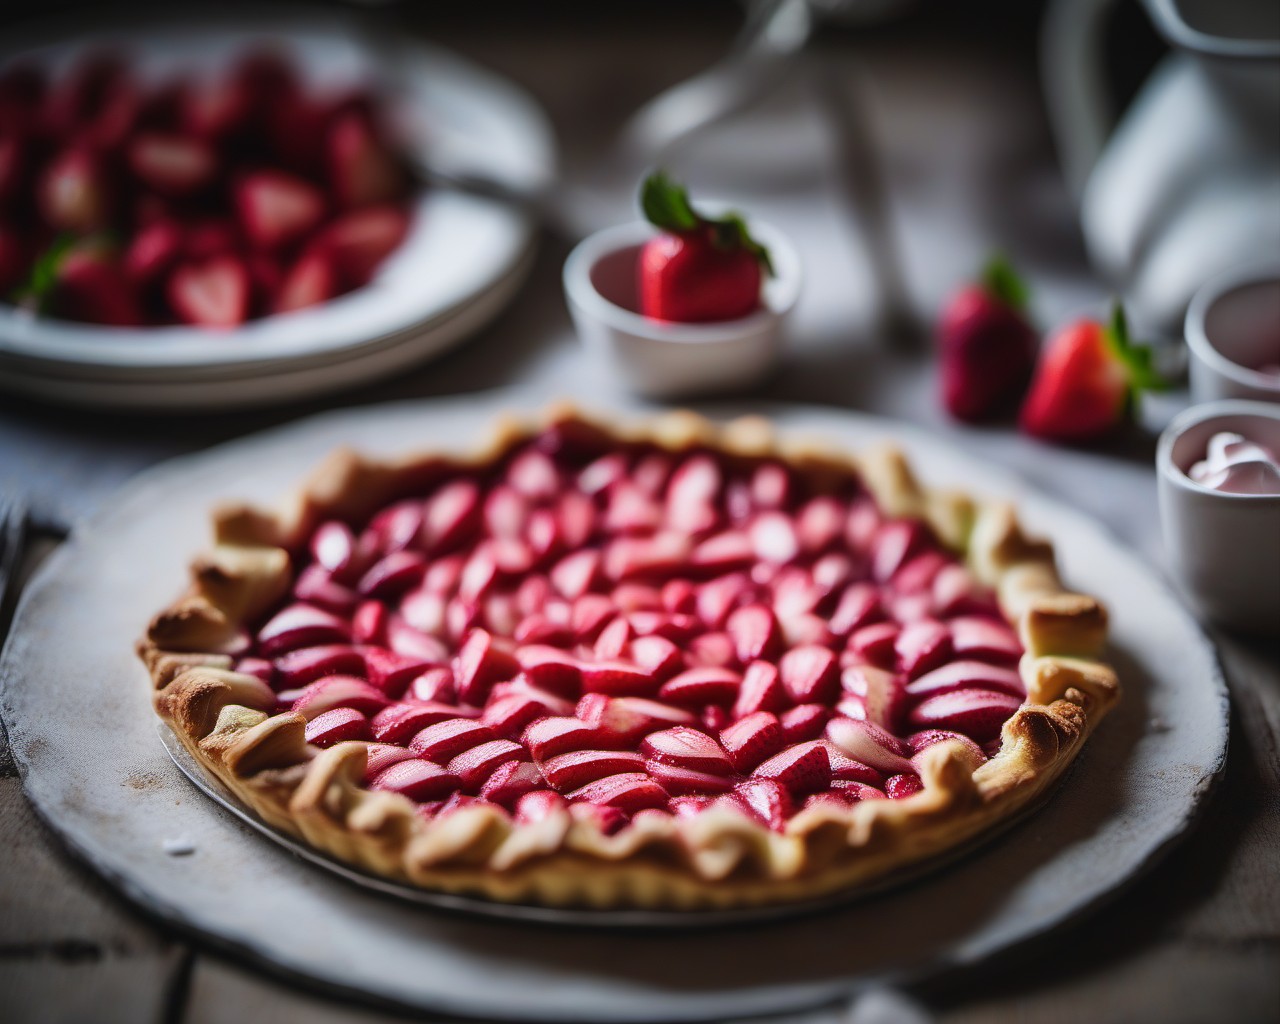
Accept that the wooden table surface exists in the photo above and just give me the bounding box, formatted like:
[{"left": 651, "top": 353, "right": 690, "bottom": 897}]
[{"left": 2, "top": 7, "right": 1277, "bottom": 1023}]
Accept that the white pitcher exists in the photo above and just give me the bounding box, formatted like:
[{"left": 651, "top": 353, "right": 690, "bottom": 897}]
[{"left": 1042, "top": 0, "right": 1280, "bottom": 333}]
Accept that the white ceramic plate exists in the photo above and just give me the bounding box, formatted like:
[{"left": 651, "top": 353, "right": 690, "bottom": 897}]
[
  {"left": 0, "top": 11, "right": 555, "bottom": 402},
  {"left": 0, "top": 397, "right": 1227, "bottom": 1022}
]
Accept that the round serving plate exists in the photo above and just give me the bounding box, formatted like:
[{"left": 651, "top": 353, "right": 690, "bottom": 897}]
[
  {"left": 0, "top": 396, "right": 1228, "bottom": 1023},
  {"left": 0, "top": 9, "right": 555, "bottom": 407}
]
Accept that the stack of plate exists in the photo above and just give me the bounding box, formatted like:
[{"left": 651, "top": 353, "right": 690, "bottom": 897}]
[{"left": 0, "top": 16, "right": 556, "bottom": 411}]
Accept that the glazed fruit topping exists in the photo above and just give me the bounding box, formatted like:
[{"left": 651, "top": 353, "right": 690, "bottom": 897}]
[{"left": 243, "top": 428, "right": 1027, "bottom": 833}]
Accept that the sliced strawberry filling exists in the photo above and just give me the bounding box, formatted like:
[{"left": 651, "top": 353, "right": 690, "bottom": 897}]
[{"left": 236, "top": 429, "right": 1025, "bottom": 832}]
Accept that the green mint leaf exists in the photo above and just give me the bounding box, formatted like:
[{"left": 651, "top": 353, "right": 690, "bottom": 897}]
[
  {"left": 981, "top": 255, "right": 1030, "bottom": 312},
  {"left": 640, "top": 170, "right": 699, "bottom": 233},
  {"left": 1104, "top": 301, "right": 1168, "bottom": 395},
  {"left": 12, "top": 234, "right": 79, "bottom": 312},
  {"left": 708, "top": 212, "right": 775, "bottom": 277}
]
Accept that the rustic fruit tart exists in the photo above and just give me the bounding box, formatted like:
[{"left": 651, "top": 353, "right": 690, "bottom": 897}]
[{"left": 139, "top": 406, "right": 1118, "bottom": 909}]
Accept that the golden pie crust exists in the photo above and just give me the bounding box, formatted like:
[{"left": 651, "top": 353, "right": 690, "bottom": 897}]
[{"left": 138, "top": 405, "right": 1118, "bottom": 910}]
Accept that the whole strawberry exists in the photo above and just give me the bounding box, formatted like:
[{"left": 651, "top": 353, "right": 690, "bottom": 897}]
[
  {"left": 938, "top": 257, "right": 1037, "bottom": 422},
  {"left": 638, "top": 171, "right": 773, "bottom": 323},
  {"left": 1020, "top": 305, "right": 1163, "bottom": 443}
]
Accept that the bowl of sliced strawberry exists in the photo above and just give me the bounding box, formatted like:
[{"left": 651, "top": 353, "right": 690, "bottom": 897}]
[{"left": 0, "top": 15, "right": 553, "bottom": 408}]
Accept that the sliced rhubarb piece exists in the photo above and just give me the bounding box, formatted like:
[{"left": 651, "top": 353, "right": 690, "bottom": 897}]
[
  {"left": 749, "top": 511, "right": 800, "bottom": 564},
  {"left": 604, "top": 482, "right": 661, "bottom": 534},
  {"left": 892, "top": 551, "right": 949, "bottom": 595},
  {"left": 829, "top": 583, "right": 883, "bottom": 637},
  {"left": 886, "top": 773, "right": 924, "bottom": 799},
  {"left": 363, "top": 647, "right": 437, "bottom": 696},
  {"left": 839, "top": 665, "right": 909, "bottom": 732},
  {"left": 385, "top": 615, "right": 449, "bottom": 663},
  {"left": 409, "top": 718, "right": 496, "bottom": 761},
  {"left": 628, "top": 635, "right": 683, "bottom": 681},
  {"left": 779, "top": 703, "right": 830, "bottom": 744},
  {"left": 320, "top": 204, "right": 409, "bottom": 287},
  {"left": 448, "top": 739, "right": 526, "bottom": 790},
  {"left": 290, "top": 675, "right": 389, "bottom": 719},
  {"left": 824, "top": 745, "right": 884, "bottom": 786},
  {"left": 848, "top": 621, "right": 900, "bottom": 668},
  {"left": 567, "top": 773, "right": 669, "bottom": 814},
  {"left": 734, "top": 660, "right": 788, "bottom": 717},
  {"left": 257, "top": 603, "right": 351, "bottom": 657},
  {"left": 825, "top": 716, "right": 913, "bottom": 774},
  {"left": 593, "top": 616, "right": 632, "bottom": 659},
  {"left": 127, "top": 133, "right": 215, "bottom": 196},
  {"left": 327, "top": 109, "right": 405, "bottom": 209},
  {"left": 407, "top": 666, "right": 456, "bottom": 704},
  {"left": 304, "top": 706, "right": 370, "bottom": 746},
  {"left": 371, "top": 701, "right": 458, "bottom": 744},
  {"left": 480, "top": 760, "right": 546, "bottom": 808},
  {"left": 482, "top": 693, "right": 554, "bottom": 739},
  {"left": 778, "top": 645, "right": 839, "bottom": 703},
  {"left": 452, "top": 628, "right": 519, "bottom": 705},
  {"left": 273, "top": 643, "right": 365, "bottom": 688},
  {"left": 907, "top": 688, "right": 1022, "bottom": 743},
  {"left": 906, "top": 660, "right": 1026, "bottom": 699},
  {"left": 421, "top": 479, "right": 481, "bottom": 553},
  {"left": 39, "top": 147, "right": 112, "bottom": 233},
  {"left": 293, "top": 565, "right": 359, "bottom": 615},
  {"left": 664, "top": 454, "right": 722, "bottom": 535},
  {"left": 578, "top": 695, "right": 696, "bottom": 746},
  {"left": 752, "top": 741, "right": 830, "bottom": 795},
  {"left": 579, "top": 660, "right": 659, "bottom": 697},
  {"left": 506, "top": 447, "right": 560, "bottom": 498},
  {"left": 639, "top": 727, "right": 733, "bottom": 774},
  {"left": 695, "top": 572, "right": 753, "bottom": 627},
  {"left": 690, "top": 530, "right": 754, "bottom": 572},
  {"left": 796, "top": 497, "right": 844, "bottom": 553},
  {"left": 540, "top": 749, "right": 647, "bottom": 791},
  {"left": 734, "top": 778, "right": 793, "bottom": 830},
  {"left": 895, "top": 619, "right": 953, "bottom": 679},
  {"left": 657, "top": 665, "right": 739, "bottom": 706},
  {"left": 644, "top": 761, "right": 734, "bottom": 795},
  {"left": 522, "top": 716, "right": 598, "bottom": 760},
  {"left": 550, "top": 549, "right": 601, "bottom": 599},
  {"left": 363, "top": 743, "right": 418, "bottom": 781},
  {"left": 372, "top": 759, "right": 462, "bottom": 802},
  {"left": 871, "top": 520, "right": 930, "bottom": 582},
  {"left": 356, "top": 550, "right": 428, "bottom": 599},
  {"left": 276, "top": 248, "right": 339, "bottom": 314},
  {"left": 720, "top": 712, "right": 784, "bottom": 772},
  {"left": 905, "top": 729, "right": 987, "bottom": 769},
  {"left": 726, "top": 604, "right": 781, "bottom": 663},
  {"left": 948, "top": 616, "right": 1023, "bottom": 663}
]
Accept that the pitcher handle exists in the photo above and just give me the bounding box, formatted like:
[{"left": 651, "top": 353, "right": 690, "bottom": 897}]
[{"left": 1041, "top": 0, "right": 1123, "bottom": 200}]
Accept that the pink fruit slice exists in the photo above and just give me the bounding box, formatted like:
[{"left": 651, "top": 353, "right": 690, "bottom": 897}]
[
  {"left": 408, "top": 667, "right": 456, "bottom": 704},
  {"left": 421, "top": 480, "right": 481, "bottom": 553},
  {"left": 658, "top": 667, "right": 741, "bottom": 707},
  {"left": 885, "top": 773, "right": 924, "bottom": 799},
  {"left": 507, "top": 448, "right": 560, "bottom": 498},
  {"left": 734, "top": 660, "right": 788, "bottom": 717},
  {"left": 579, "top": 660, "right": 659, "bottom": 697},
  {"left": 453, "top": 629, "right": 519, "bottom": 705},
  {"left": 645, "top": 761, "right": 735, "bottom": 795},
  {"left": 481, "top": 694, "right": 554, "bottom": 738},
  {"left": 371, "top": 701, "right": 458, "bottom": 743},
  {"left": 749, "top": 511, "right": 800, "bottom": 564},
  {"left": 363, "top": 743, "right": 418, "bottom": 780},
  {"left": 273, "top": 644, "right": 365, "bottom": 688},
  {"left": 690, "top": 531, "right": 754, "bottom": 572},
  {"left": 550, "top": 549, "right": 601, "bottom": 599},
  {"left": 289, "top": 675, "right": 389, "bottom": 718},
  {"left": 357, "top": 550, "right": 428, "bottom": 599},
  {"left": 409, "top": 719, "right": 496, "bottom": 761},
  {"left": 948, "top": 616, "right": 1023, "bottom": 663},
  {"left": 726, "top": 604, "right": 781, "bottom": 663},
  {"left": 796, "top": 497, "right": 844, "bottom": 553},
  {"left": 522, "top": 717, "right": 598, "bottom": 760},
  {"left": 778, "top": 645, "right": 839, "bottom": 703},
  {"left": 258, "top": 604, "right": 353, "bottom": 657},
  {"left": 734, "top": 778, "right": 794, "bottom": 829},
  {"left": 386, "top": 616, "right": 449, "bottom": 663},
  {"left": 480, "top": 761, "right": 546, "bottom": 807},
  {"left": 579, "top": 696, "right": 696, "bottom": 745},
  {"left": 907, "top": 688, "right": 1022, "bottom": 743},
  {"left": 294, "top": 565, "right": 358, "bottom": 615},
  {"left": 825, "top": 716, "right": 913, "bottom": 774},
  {"left": 640, "top": 727, "right": 734, "bottom": 774},
  {"left": 235, "top": 170, "right": 324, "bottom": 250},
  {"left": 839, "top": 665, "right": 909, "bottom": 732},
  {"left": 665, "top": 455, "right": 722, "bottom": 534},
  {"left": 719, "top": 712, "right": 784, "bottom": 771},
  {"left": 371, "top": 760, "right": 462, "bottom": 801},
  {"left": 906, "top": 729, "right": 987, "bottom": 768},
  {"left": 540, "top": 749, "right": 647, "bottom": 791},
  {"left": 512, "top": 645, "right": 582, "bottom": 696},
  {"left": 629, "top": 635, "right": 683, "bottom": 681},
  {"left": 870, "top": 520, "right": 929, "bottom": 582},
  {"left": 906, "top": 660, "right": 1025, "bottom": 699},
  {"left": 825, "top": 745, "right": 884, "bottom": 786},
  {"left": 695, "top": 572, "right": 752, "bottom": 627},
  {"left": 848, "top": 622, "right": 900, "bottom": 668},
  {"left": 567, "top": 773, "right": 670, "bottom": 813},
  {"left": 448, "top": 739, "right": 526, "bottom": 789},
  {"left": 752, "top": 741, "right": 831, "bottom": 795},
  {"left": 304, "top": 706, "right": 370, "bottom": 746},
  {"left": 779, "top": 703, "right": 830, "bottom": 743},
  {"left": 895, "top": 619, "right": 953, "bottom": 679}
]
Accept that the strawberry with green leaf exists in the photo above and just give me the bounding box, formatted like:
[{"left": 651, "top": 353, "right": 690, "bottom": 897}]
[
  {"left": 638, "top": 171, "right": 773, "bottom": 323},
  {"left": 1019, "top": 304, "right": 1164, "bottom": 443},
  {"left": 938, "top": 256, "right": 1038, "bottom": 422}
]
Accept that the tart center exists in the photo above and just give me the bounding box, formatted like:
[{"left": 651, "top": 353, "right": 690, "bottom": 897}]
[{"left": 234, "top": 427, "right": 1026, "bottom": 833}]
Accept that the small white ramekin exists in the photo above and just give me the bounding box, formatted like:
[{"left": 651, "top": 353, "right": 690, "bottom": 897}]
[
  {"left": 563, "top": 219, "right": 801, "bottom": 398},
  {"left": 1185, "top": 262, "right": 1280, "bottom": 404},
  {"left": 1156, "top": 400, "right": 1280, "bottom": 634}
]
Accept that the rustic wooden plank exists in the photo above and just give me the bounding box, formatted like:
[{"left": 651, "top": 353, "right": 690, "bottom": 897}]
[{"left": 180, "top": 955, "right": 471, "bottom": 1024}]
